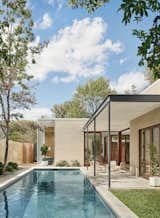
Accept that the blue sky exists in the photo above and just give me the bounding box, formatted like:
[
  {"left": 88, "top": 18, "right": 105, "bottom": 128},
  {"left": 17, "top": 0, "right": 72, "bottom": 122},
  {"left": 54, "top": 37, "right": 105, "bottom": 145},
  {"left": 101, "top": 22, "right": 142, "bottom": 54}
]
[{"left": 24, "top": 0, "right": 151, "bottom": 119}]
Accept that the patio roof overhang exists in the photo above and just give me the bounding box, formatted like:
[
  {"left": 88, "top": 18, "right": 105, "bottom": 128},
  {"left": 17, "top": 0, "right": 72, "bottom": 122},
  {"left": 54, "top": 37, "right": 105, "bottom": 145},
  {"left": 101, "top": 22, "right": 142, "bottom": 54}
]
[
  {"left": 83, "top": 94, "right": 160, "bottom": 189},
  {"left": 83, "top": 94, "right": 160, "bottom": 132}
]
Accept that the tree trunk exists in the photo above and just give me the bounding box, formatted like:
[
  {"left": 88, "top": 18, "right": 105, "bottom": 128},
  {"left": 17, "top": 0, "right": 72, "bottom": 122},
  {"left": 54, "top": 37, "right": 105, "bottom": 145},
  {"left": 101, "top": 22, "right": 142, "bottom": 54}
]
[
  {"left": 4, "top": 123, "right": 9, "bottom": 167},
  {"left": 4, "top": 89, "right": 10, "bottom": 168}
]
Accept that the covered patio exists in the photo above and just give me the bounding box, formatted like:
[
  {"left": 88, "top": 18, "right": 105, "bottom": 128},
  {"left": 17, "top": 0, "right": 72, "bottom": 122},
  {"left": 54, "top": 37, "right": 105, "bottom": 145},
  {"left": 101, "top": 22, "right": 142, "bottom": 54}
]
[{"left": 83, "top": 94, "right": 160, "bottom": 189}]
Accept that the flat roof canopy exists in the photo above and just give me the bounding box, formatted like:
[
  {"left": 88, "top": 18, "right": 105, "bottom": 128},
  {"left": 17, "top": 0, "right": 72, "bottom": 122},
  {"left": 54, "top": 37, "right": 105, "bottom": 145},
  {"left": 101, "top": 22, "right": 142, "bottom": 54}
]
[{"left": 83, "top": 95, "right": 160, "bottom": 132}]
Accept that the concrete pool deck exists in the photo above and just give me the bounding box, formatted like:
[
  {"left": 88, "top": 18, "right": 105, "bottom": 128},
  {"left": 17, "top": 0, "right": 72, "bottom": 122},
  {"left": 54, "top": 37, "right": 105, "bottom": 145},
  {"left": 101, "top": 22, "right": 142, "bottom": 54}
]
[{"left": 83, "top": 165, "right": 155, "bottom": 189}]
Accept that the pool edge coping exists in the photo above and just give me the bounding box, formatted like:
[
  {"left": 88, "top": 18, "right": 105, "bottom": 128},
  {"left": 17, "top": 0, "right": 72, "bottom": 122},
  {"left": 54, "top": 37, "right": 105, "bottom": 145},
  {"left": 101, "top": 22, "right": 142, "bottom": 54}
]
[
  {"left": 0, "top": 167, "right": 34, "bottom": 191},
  {"left": 80, "top": 168, "right": 138, "bottom": 218}
]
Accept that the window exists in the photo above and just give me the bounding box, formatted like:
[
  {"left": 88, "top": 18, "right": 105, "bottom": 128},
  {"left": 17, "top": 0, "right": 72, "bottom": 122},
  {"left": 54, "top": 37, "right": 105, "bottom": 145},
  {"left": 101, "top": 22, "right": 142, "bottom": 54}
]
[{"left": 84, "top": 132, "right": 101, "bottom": 165}]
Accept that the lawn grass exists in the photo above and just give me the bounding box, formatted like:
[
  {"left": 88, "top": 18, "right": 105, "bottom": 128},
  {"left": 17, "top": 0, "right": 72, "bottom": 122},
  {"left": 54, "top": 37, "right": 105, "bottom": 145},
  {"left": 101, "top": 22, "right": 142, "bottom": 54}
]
[{"left": 111, "top": 189, "right": 160, "bottom": 218}]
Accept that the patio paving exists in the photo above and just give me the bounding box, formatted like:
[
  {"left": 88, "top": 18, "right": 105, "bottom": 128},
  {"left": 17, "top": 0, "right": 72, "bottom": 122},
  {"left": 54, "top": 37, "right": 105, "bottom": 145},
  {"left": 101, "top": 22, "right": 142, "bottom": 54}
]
[{"left": 82, "top": 165, "right": 159, "bottom": 189}]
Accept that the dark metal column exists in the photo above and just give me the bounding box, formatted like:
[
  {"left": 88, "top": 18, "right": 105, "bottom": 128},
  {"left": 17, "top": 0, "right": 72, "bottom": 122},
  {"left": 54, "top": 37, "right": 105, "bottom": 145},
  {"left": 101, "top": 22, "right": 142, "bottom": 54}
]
[
  {"left": 118, "top": 131, "right": 122, "bottom": 165},
  {"left": 108, "top": 100, "right": 111, "bottom": 189},
  {"left": 94, "top": 119, "right": 96, "bottom": 176},
  {"left": 86, "top": 127, "right": 89, "bottom": 170}
]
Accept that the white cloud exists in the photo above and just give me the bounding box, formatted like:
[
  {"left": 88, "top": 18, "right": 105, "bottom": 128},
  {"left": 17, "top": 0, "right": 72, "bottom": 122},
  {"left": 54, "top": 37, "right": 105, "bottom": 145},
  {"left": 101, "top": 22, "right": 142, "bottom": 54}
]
[
  {"left": 13, "top": 107, "right": 53, "bottom": 120},
  {"left": 26, "top": 0, "right": 34, "bottom": 10},
  {"left": 111, "top": 71, "right": 149, "bottom": 94},
  {"left": 35, "top": 13, "right": 53, "bottom": 30},
  {"left": 28, "top": 17, "right": 123, "bottom": 82},
  {"left": 119, "top": 57, "right": 127, "bottom": 65},
  {"left": 48, "top": 0, "right": 54, "bottom": 4},
  {"left": 47, "top": 0, "right": 63, "bottom": 10}
]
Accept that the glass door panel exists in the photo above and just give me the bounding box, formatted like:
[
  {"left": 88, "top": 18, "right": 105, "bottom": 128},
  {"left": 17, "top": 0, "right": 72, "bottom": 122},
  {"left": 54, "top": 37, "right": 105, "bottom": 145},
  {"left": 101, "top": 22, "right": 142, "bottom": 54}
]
[
  {"left": 84, "top": 132, "right": 101, "bottom": 165},
  {"left": 140, "top": 126, "right": 160, "bottom": 177},
  {"left": 144, "top": 129, "right": 151, "bottom": 175},
  {"left": 153, "top": 127, "right": 159, "bottom": 154},
  {"left": 140, "top": 130, "right": 145, "bottom": 176}
]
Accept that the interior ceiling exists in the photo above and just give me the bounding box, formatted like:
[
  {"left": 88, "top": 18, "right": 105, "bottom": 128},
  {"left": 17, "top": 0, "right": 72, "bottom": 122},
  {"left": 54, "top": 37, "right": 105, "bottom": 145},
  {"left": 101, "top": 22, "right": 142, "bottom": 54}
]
[{"left": 87, "top": 101, "right": 160, "bottom": 132}]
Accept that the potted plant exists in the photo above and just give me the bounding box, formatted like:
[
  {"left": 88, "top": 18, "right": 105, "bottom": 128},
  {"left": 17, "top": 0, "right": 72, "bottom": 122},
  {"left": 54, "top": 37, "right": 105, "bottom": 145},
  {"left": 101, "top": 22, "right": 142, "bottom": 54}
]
[
  {"left": 149, "top": 144, "right": 160, "bottom": 187},
  {"left": 40, "top": 144, "right": 49, "bottom": 166}
]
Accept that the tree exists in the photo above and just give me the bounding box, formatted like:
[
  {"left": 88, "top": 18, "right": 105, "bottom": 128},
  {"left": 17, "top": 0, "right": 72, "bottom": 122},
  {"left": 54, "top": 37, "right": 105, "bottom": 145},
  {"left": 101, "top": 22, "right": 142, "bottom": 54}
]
[
  {"left": 9, "top": 120, "right": 38, "bottom": 144},
  {"left": 0, "top": 0, "right": 38, "bottom": 167},
  {"left": 124, "top": 84, "right": 137, "bottom": 94},
  {"left": 52, "top": 100, "right": 87, "bottom": 118},
  {"left": 74, "top": 77, "right": 115, "bottom": 115},
  {"left": 69, "top": 0, "right": 160, "bottom": 80},
  {"left": 145, "top": 68, "right": 157, "bottom": 84},
  {"left": 52, "top": 77, "right": 115, "bottom": 117}
]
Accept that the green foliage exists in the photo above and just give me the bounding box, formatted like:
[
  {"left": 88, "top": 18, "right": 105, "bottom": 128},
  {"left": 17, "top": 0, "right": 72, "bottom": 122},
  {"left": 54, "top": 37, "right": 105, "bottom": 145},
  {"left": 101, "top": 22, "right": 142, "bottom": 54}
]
[
  {"left": 5, "top": 165, "right": 14, "bottom": 172},
  {"left": 40, "top": 144, "right": 48, "bottom": 156},
  {"left": 53, "top": 99, "right": 87, "bottom": 118},
  {"left": 56, "top": 160, "right": 70, "bottom": 167},
  {"left": 7, "top": 162, "right": 18, "bottom": 170},
  {"left": 5, "top": 162, "right": 18, "bottom": 172},
  {"left": 71, "top": 160, "right": 81, "bottom": 167},
  {"left": 74, "top": 77, "right": 116, "bottom": 115},
  {"left": 112, "top": 189, "right": 160, "bottom": 218},
  {"left": 69, "top": 0, "right": 160, "bottom": 80},
  {"left": 52, "top": 77, "right": 115, "bottom": 117},
  {"left": 150, "top": 144, "right": 159, "bottom": 176},
  {"left": 0, "top": 162, "right": 4, "bottom": 175},
  {"left": 0, "top": 0, "right": 44, "bottom": 165},
  {"left": 69, "top": 0, "right": 109, "bottom": 13},
  {"left": 9, "top": 120, "right": 38, "bottom": 143}
]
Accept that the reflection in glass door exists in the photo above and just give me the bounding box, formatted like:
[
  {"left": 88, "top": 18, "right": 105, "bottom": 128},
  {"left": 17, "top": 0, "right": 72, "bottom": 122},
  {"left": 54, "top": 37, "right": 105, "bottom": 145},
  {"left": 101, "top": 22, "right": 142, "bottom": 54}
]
[
  {"left": 84, "top": 132, "right": 101, "bottom": 165},
  {"left": 140, "top": 125, "right": 160, "bottom": 177}
]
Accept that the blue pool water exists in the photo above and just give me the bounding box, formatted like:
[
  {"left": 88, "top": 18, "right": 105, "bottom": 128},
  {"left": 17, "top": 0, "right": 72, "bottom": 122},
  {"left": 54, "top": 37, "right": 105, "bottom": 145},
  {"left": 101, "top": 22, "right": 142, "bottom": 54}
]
[{"left": 0, "top": 170, "right": 116, "bottom": 218}]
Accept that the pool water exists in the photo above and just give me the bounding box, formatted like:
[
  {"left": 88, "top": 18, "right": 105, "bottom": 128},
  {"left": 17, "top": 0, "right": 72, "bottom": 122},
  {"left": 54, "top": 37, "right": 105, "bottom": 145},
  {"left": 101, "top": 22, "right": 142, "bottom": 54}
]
[{"left": 0, "top": 170, "right": 116, "bottom": 218}]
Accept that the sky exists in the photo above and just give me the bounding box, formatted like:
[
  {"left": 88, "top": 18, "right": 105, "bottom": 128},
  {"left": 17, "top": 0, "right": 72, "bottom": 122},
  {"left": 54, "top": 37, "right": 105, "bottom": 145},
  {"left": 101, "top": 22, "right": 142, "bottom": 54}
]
[{"left": 24, "top": 0, "right": 151, "bottom": 120}]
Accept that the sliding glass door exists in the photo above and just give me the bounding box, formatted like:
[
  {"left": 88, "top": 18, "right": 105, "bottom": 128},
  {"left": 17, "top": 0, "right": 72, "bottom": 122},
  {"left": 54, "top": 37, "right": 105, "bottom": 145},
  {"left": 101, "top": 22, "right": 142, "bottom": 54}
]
[
  {"left": 139, "top": 125, "right": 160, "bottom": 177},
  {"left": 84, "top": 132, "right": 102, "bottom": 165}
]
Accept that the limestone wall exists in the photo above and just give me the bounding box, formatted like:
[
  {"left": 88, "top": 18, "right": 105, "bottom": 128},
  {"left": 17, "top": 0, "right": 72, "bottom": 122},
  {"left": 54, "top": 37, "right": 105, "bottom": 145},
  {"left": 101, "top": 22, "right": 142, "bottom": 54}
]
[{"left": 54, "top": 119, "right": 87, "bottom": 165}]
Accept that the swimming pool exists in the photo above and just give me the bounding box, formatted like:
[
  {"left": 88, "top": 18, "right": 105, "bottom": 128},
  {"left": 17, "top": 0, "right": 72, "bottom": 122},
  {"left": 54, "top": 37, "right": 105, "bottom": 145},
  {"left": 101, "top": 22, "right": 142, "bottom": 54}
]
[{"left": 0, "top": 170, "right": 116, "bottom": 218}]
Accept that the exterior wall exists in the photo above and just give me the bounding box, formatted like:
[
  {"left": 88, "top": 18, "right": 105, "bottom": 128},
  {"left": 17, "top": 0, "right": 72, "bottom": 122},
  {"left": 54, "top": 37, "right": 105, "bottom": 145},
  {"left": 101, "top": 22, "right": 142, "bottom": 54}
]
[
  {"left": 54, "top": 119, "right": 87, "bottom": 165},
  {"left": 130, "top": 107, "right": 160, "bottom": 176}
]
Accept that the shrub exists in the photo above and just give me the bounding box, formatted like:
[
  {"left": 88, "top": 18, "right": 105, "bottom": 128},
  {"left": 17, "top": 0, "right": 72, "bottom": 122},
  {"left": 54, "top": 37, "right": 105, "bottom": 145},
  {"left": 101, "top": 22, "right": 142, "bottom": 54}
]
[
  {"left": 0, "top": 162, "right": 4, "bottom": 175},
  {"left": 71, "top": 160, "right": 81, "bottom": 167},
  {"left": 6, "top": 164, "right": 14, "bottom": 172},
  {"left": 6, "top": 162, "right": 18, "bottom": 172},
  {"left": 56, "top": 160, "right": 70, "bottom": 167},
  {"left": 8, "top": 162, "right": 18, "bottom": 170}
]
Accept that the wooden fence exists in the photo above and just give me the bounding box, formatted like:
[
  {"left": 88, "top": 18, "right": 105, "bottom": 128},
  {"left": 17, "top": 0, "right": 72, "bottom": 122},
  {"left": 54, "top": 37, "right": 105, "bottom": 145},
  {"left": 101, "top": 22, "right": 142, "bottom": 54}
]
[{"left": 0, "top": 140, "right": 34, "bottom": 164}]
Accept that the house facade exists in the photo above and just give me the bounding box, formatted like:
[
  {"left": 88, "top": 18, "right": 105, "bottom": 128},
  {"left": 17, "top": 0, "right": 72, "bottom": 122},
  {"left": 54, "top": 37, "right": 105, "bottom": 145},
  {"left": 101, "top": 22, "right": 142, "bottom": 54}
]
[
  {"left": 37, "top": 79, "right": 160, "bottom": 178},
  {"left": 130, "top": 79, "right": 160, "bottom": 177},
  {"left": 37, "top": 118, "right": 87, "bottom": 165}
]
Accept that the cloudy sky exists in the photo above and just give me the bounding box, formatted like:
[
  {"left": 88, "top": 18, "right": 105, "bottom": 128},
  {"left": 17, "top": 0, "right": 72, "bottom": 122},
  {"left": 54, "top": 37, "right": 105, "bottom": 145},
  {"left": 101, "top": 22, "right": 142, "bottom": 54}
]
[{"left": 25, "top": 0, "right": 150, "bottom": 119}]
